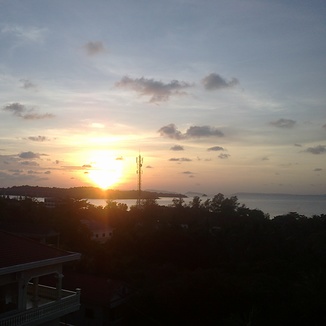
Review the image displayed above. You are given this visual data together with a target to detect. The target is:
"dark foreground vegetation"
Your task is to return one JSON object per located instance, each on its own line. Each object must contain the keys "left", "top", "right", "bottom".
{"left": 1, "top": 194, "right": 326, "bottom": 325}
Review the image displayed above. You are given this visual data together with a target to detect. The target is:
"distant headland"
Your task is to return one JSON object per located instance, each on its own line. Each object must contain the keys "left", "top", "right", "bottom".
{"left": 0, "top": 185, "right": 187, "bottom": 200}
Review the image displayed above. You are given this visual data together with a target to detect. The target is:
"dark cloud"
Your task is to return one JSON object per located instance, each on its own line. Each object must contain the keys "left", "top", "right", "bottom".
{"left": 84, "top": 41, "right": 106, "bottom": 56}
{"left": 304, "top": 145, "right": 326, "bottom": 155}
{"left": 170, "top": 145, "right": 184, "bottom": 151}
{"left": 44, "top": 171, "right": 51, "bottom": 174}
{"left": 182, "top": 171, "right": 194, "bottom": 175}
{"left": 27, "top": 170, "right": 42, "bottom": 175}
{"left": 158, "top": 124, "right": 184, "bottom": 140}
{"left": 23, "top": 113, "right": 54, "bottom": 120}
{"left": 116, "top": 156, "right": 124, "bottom": 160}
{"left": 294, "top": 143, "right": 302, "bottom": 147}
{"left": 159, "top": 124, "right": 224, "bottom": 139}
{"left": 116, "top": 76, "right": 192, "bottom": 102}
{"left": 3, "top": 102, "right": 54, "bottom": 120}
{"left": 82, "top": 164, "right": 92, "bottom": 168}
{"left": 186, "top": 126, "right": 224, "bottom": 138}
{"left": 9, "top": 169, "right": 23, "bottom": 173}
{"left": 19, "top": 151, "right": 40, "bottom": 159}
{"left": 20, "top": 79, "right": 37, "bottom": 90}
{"left": 3, "top": 103, "right": 25, "bottom": 116}
{"left": 270, "top": 119, "right": 296, "bottom": 128}
{"left": 202, "top": 73, "right": 239, "bottom": 91}
{"left": 207, "top": 146, "right": 224, "bottom": 151}
{"left": 314, "top": 168, "right": 322, "bottom": 172}
{"left": 146, "top": 165, "right": 153, "bottom": 168}
{"left": 27, "top": 136, "right": 49, "bottom": 142}
{"left": 169, "top": 158, "right": 192, "bottom": 162}
{"left": 218, "top": 153, "right": 230, "bottom": 159}
{"left": 323, "top": 124, "right": 326, "bottom": 130}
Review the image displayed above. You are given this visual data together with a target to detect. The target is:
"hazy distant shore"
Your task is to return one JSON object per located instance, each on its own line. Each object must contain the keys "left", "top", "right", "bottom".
{"left": 0, "top": 185, "right": 186, "bottom": 200}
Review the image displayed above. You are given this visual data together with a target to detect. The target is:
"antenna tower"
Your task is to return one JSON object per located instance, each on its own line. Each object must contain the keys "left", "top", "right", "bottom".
{"left": 136, "top": 154, "right": 143, "bottom": 207}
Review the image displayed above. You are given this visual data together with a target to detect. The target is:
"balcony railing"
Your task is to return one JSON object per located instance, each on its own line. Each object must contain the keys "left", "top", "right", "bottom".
{"left": 0, "top": 286, "right": 80, "bottom": 326}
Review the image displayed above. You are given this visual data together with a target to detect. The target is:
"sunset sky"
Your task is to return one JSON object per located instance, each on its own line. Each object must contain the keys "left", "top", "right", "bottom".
{"left": 1, "top": 0, "right": 326, "bottom": 195}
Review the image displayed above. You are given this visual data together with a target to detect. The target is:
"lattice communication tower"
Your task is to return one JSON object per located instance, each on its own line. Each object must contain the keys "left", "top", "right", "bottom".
{"left": 136, "top": 154, "right": 143, "bottom": 207}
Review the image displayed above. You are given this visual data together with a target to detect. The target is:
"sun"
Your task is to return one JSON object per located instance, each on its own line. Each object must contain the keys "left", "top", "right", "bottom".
{"left": 85, "top": 152, "right": 124, "bottom": 189}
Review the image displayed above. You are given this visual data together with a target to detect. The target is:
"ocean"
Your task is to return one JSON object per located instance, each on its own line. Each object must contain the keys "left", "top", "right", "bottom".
{"left": 87, "top": 193, "right": 326, "bottom": 218}
{"left": 4, "top": 193, "right": 325, "bottom": 218}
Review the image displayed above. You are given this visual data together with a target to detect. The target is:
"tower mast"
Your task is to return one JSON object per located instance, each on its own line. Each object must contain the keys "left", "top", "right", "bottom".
{"left": 136, "top": 154, "right": 143, "bottom": 207}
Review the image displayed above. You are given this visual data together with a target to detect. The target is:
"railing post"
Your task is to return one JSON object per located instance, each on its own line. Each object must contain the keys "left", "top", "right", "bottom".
{"left": 55, "top": 273, "right": 64, "bottom": 299}
{"left": 31, "top": 277, "right": 39, "bottom": 308}
{"left": 76, "top": 287, "right": 81, "bottom": 300}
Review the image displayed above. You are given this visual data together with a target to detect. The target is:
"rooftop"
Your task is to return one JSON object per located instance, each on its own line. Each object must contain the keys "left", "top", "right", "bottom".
{"left": 0, "top": 230, "right": 80, "bottom": 274}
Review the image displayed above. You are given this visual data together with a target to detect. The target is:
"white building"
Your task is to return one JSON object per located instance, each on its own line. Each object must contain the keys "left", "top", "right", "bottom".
{"left": 0, "top": 230, "right": 81, "bottom": 326}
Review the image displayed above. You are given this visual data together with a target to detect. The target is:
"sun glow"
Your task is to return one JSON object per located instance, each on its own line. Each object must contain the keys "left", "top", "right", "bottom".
{"left": 85, "top": 152, "right": 124, "bottom": 189}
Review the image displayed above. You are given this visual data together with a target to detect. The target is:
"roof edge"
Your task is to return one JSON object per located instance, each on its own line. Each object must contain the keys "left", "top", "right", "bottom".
{"left": 0, "top": 252, "right": 81, "bottom": 276}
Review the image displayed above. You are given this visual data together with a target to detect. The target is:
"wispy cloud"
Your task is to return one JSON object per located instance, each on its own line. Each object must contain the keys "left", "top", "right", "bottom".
{"left": 304, "top": 145, "right": 326, "bottom": 155}
{"left": 159, "top": 124, "right": 224, "bottom": 140}
{"left": 270, "top": 118, "right": 296, "bottom": 128}
{"left": 169, "top": 158, "right": 192, "bottom": 162}
{"left": 218, "top": 153, "right": 230, "bottom": 159}
{"left": 1, "top": 24, "right": 47, "bottom": 42}
{"left": 202, "top": 73, "right": 239, "bottom": 91}
{"left": 20, "top": 79, "right": 37, "bottom": 90}
{"left": 23, "top": 113, "right": 54, "bottom": 120}
{"left": 3, "top": 103, "right": 54, "bottom": 120}
{"left": 27, "top": 136, "right": 50, "bottom": 142}
{"left": 19, "top": 151, "right": 40, "bottom": 159}
{"left": 83, "top": 41, "right": 106, "bottom": 56}
{"left": 116, "top": 76, "right": 192, "bottom": 102}
{"left": 207, "top": 146, "right": 225, "bottom": 151}
{"left": 20, "top": 161, "right": 39, "bottom": 166}
{"left": 170, "top": 145, "right": 184, "bottom": 151}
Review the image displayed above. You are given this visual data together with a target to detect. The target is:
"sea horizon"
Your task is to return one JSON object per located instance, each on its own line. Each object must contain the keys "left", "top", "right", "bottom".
{"left": 87, "top": 192, "right": 326, "bottom": 218}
